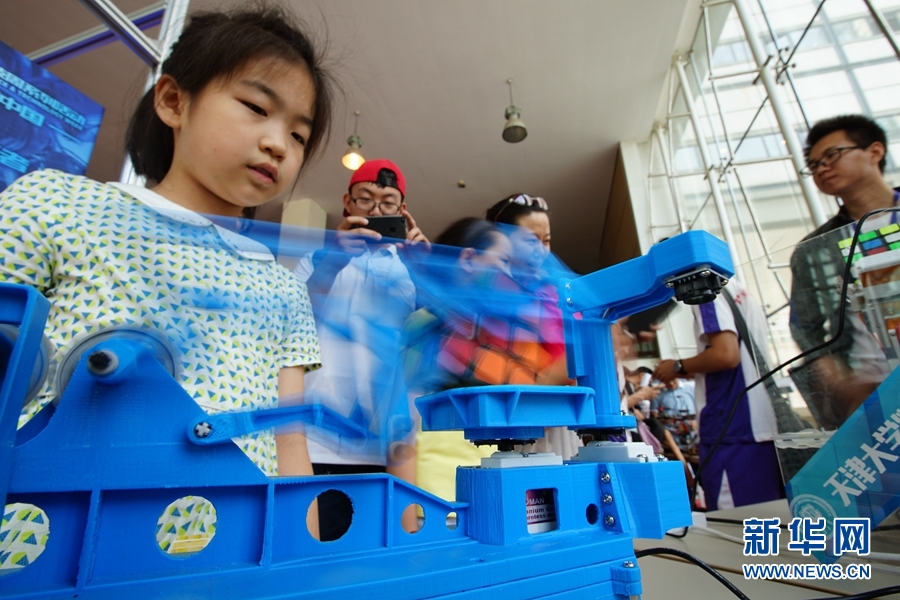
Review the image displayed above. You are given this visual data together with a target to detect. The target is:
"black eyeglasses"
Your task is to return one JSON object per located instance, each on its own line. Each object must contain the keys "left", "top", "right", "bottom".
{"left": 349, "top": 197, "right": 402, "bottom": 215}
{"left": 800, "top": 146, "right": 862, "bottom": 177}
{"left": 492, "top": 194, "right": 548, "bottom": 222}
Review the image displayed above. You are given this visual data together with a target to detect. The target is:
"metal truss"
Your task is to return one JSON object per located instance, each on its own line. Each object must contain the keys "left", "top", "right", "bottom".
{"left": 648, "top": 0, "right": 900, "bottom": 365}
{"left": 23, "top": 1, "right": 192, "bottom": 183}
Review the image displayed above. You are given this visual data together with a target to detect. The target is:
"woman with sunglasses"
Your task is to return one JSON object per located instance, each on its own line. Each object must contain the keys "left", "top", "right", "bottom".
{"left": 485, "top": 194, "right": 579, "bottom": 459}
{"left": 486, "top": 194, "right": 552, "bottom": 287}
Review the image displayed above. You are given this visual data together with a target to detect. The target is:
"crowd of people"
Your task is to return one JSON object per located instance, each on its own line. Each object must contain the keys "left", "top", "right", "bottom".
{"left": 0, "top": 3, "right": 894, "bottom": 540}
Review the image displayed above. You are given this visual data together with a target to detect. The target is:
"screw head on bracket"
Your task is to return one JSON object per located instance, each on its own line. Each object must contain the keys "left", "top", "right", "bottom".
{"left": 604, "top": 514, "right": 616, "bottom": 526}
{"left": 600, "top": 472, "right": 611, "bottom": 483}
{"left": 194, "top": 421, "right": 213, "bottom": 438}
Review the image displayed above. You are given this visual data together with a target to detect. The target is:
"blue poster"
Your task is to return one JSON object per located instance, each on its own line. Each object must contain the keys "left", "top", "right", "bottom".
{"left": 785, "top": 366, "right": 900, "bottom": 562}
{"left": 0, "top": 39, "right": 104, "bottom": 190}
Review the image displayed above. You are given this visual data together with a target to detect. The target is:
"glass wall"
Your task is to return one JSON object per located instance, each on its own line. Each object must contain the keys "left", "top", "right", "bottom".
{"left": 646, "top": 0, "right": 900, "bottom": 372}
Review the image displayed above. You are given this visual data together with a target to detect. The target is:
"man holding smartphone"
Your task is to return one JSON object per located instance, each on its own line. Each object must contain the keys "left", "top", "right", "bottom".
{"left": 293, "top": 159, "right": 428, "bottom": 540}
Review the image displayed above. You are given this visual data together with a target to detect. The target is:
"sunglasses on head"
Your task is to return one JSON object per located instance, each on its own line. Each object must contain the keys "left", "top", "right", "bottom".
{"left": 492, "top": 194, "right": 548, "bottom": 222}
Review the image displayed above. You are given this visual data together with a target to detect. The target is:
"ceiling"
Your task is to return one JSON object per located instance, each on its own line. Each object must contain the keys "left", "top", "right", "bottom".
{"left": 1, "top": 0, "right": 700, "bottom": 274}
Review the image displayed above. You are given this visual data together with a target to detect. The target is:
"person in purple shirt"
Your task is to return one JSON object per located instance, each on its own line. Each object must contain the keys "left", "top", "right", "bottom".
{"left": 655, "top": 280, "right": 784, "bottom": 509}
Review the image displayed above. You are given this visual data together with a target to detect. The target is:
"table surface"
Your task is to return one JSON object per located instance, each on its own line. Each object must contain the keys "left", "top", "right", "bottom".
{"left": 634, "top": 500, "right": 900, "bottom": 599}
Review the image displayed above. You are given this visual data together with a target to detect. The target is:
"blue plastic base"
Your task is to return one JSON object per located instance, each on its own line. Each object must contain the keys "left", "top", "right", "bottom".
{"left": 0, "top": 325, "right": 690, "bottom": 599}
{"left": 0, "top": 228, "right": 728, "bottom": 599}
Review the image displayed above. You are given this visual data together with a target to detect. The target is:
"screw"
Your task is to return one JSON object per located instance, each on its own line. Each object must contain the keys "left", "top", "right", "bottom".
{"left": 701, "top": 270, "right": 711, "bottom": 277}
{"left": 566, "top": 297, "right": 573, "bottom": 306}
{"left": 600, "top": 472, "right": 611, "bottom": 483}
{"left": 637, "top": 453, "right": 649, "bottom": 462}
{"left": 623, "top": 560, "right": 635, "bottom": 568}
{"left": 655, "top": 454, "right": 667, "bottom": 461}
{"left": 194, "top": 422, "right": 213, "bottom": 438}
{"left": 604, "top": 514, "right": 616, "bottom": 526}
{"left": 603, "top": 493, "right": 613, "bottom": 505}
{"left": 665, "top": 281, "right": 674, "bottom": 288}
{"left": 87, "top": 350, "right": 117, "bottom": 375}
{"left": 565, "top": 283, "right": 572, "bottom": 291}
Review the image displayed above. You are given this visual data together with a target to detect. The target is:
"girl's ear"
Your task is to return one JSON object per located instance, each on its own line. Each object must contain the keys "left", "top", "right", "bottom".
{"left": 154, "top": 74, "right": 188, "bottom": 129}
{"left": 459, "top": 247, "right": 477, "bottom": 274}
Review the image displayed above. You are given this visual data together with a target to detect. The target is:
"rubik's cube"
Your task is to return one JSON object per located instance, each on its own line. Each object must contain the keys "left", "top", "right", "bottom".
{"left": 839, "top": 222, "right": 900, "bottom": 264}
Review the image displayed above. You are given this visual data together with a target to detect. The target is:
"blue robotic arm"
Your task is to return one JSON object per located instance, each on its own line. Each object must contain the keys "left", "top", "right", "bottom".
{"left": 559, "top": 231, "right": 733, "bottom": 431}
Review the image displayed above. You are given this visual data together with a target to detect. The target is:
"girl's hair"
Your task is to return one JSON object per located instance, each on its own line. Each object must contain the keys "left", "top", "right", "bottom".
{"left": 485, "top": 193, "right": 549, "bottom": 226}
{"left": 126, "top": 3, "right": 333, "bottom": 183}
{"left": 436, "top": 218, "right": 504, "bottom": 251}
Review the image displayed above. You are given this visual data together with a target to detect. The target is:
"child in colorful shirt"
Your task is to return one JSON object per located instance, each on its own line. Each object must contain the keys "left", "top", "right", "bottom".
{"left": 0, "top": 5, "right": 333, "bottom": 477}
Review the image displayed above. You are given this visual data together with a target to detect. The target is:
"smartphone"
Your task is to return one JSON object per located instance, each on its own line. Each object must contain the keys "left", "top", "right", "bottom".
{"left": 351, "top": 216, "right": 407, "bottom": 240}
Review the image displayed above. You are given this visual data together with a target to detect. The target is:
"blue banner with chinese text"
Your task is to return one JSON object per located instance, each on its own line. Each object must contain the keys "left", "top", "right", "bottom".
{"left": 786, "top": 366, "right": 900, "bottom": 562}
{"left": 0, "top": 39, "right": 103, "bottom": 189}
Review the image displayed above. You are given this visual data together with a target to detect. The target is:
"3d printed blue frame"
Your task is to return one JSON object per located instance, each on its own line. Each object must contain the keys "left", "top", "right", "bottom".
{"left": 0, "top": 230, "right": 732, "bottom": 599}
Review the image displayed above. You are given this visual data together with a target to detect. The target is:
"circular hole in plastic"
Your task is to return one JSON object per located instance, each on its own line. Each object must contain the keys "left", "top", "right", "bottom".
{"left": 0, "top": 326, "right": 53, "bottom": 407}
{"left": 403, "top": 503, "right": 423, "bottom": 534}
{"left": 586, "top": 503, "right": 600, "bottom": 525}
{"left": 309, "top": 489, "right": 353, "bottom": 542}
{"left": 446, "top": 511, "right": 458, "bottom": 531}
{"left": 156, "top": 496, "right": 216, "bottom": 557}
{"left": 0, "top": 503, "right": 49, "bottom": 576}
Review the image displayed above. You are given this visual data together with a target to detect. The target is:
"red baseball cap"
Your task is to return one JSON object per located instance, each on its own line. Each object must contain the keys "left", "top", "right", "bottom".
{"left": 348, "top": 159, "right": 406, "bottom": 199}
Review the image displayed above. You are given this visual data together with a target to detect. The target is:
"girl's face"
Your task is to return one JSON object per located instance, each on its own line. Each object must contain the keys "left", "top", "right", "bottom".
{"left": 509, "top": 211, "right": 551, "bottom": 275}
{"left": 460, "top": 233, "right": 514, "bottom": 279}
{"left": 154, "top": 58, "right": 316, "bottom": 216}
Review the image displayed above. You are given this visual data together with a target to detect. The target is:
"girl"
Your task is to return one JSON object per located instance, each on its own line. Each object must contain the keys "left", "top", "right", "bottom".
{"left": 486, "top": 194, "right": 580, "bottom": 459}
{"left": 0, "top": 4, "right": 332, "bottom": 478}
{"left": 408, "top": 218, "right": 516, "bottom": 502}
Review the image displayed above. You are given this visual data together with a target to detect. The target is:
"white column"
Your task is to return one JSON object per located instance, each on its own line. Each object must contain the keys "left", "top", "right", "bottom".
{"left": 119, "top": 0, "right": 192, "bottom": 184}
{"left": 653, "top": 125, "right": 687, "bottom": 234}
{"left": 674, "top": 58, "right": 744, "bottom": 281}
{"left": 732, "top": 0, "right": 828, "bottom": 227}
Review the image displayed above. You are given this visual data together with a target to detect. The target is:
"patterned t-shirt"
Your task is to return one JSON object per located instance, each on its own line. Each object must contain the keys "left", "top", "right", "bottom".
{"left": 0, "top": 169, "right": 321, "bottom": 475}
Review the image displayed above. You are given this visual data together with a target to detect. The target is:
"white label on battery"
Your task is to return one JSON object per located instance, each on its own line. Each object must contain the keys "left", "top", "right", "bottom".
{"left": 526, "top": 488, "right": 558, "bottom": 533}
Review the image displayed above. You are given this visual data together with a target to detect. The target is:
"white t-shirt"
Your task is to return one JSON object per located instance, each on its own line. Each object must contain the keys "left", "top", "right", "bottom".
{"left": 692, "top": 280, "right": 778, "bottom": 444}
{"left": 295, "top": 244, "right": 416, "bottom": 465}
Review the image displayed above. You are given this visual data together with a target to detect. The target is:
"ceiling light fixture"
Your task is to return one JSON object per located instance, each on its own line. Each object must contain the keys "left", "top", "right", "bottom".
{"left": 342, "top": 110, "right": 365, "bottom": 170}
{"left": 502, "top": 78, "right": 527, "bottom": 143}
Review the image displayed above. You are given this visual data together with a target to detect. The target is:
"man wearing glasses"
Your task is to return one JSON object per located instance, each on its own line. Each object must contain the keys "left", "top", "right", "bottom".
{"left": 294, "top": 159, "right": 429, "bottom": 540}
{"left": 789, "top": 115, "right": 895, "bottom": 429}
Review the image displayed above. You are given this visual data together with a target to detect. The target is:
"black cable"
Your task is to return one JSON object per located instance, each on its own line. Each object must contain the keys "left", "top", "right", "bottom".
{"left": 811, "top": 585, "right": 900, "bottom": 600}
{"left": 634, "top": 547, "right": 751, "bottom": 600}
{"left": 666, "top": 526, "right": 689, "bottom": 539}
{"left": 692, "top": 207, "right": 899, "bottom": 507}
{"left": 706, "top": 516, "right": 788, "bottom": 529}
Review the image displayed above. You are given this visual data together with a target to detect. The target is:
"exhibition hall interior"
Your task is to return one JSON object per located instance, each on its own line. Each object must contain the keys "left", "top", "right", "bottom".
{"left": 2, "top": 1, "right": 900, "bottom": 598}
